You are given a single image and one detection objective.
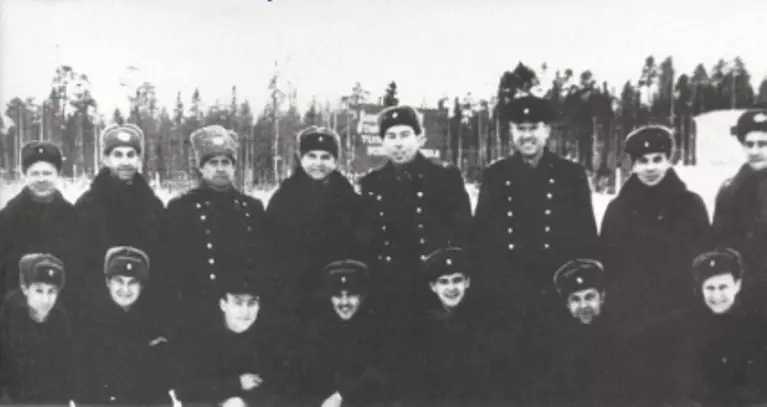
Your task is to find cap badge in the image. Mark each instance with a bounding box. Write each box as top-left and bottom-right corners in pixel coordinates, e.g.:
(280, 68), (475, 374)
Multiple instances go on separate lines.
(37, 147), (44, 154)
(576, 277), (583, 284)
(710, 259), (716, 267)
(341, 276), (347, 283)
(48, 269), (55, 277)
(644, 141), (650, 148)
(392, 112), (399, 119)
(446, 258), (452, 266)
(117, 132), (132, 142)
(754, 113), (767, 123)
(212, 137), (225, 146)
(126, 263), (133, 271)
(318, 135), (324, 142)
(523, 108), (530, 115)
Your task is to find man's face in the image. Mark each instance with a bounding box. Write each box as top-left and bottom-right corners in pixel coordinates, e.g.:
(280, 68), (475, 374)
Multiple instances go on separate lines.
(566, 288), (604, 324)
(331, 290), (362, 321)
(24, 161), (59, 199)
(106, 275), (143, 310)
(22, 282), (59, 322)
(220, 293), (260, 333)
(633, 152), (671, 186)
(429, 273), (471, 309)
(743, 131), (767, 171)
(702, 274), (741, 315)
(300, 150), (337, 181)
(511, 122), (550, 158)
(103, 146), (140, 182)
(381, 125), (425, 165)
(200, 155), (236, 187)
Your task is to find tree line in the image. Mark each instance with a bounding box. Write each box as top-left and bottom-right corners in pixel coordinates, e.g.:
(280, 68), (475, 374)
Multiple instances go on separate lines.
(2, 56), (766, 189)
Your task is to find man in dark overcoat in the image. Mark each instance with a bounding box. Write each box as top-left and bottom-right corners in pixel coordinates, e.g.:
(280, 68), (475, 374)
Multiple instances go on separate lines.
(472, 95), (598, 399)
(600, 125), (711, 404)
(357, 105), (473, 400)
(676, 248), (767, 405)
(412, 247), (491, 406)
(298, 259), (387, 407)
(75, 246), (172, 405)
(0, 141), (77, 306)
(549, 259), (621, 406)
(0, 253), (74, 404)
(164, 125), (268, 334)
(713, 109), (767, 316)
(174, 271), (287, 407)
(71, 124), (165, 317)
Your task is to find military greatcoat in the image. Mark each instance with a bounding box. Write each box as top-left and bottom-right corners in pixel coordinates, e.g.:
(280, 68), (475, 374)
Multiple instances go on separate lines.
(473, 150), (598, 303)
(164, 185), (268, 332)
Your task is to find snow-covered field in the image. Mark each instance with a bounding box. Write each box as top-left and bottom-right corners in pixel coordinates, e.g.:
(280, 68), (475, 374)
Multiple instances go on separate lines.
(0, 164), (738, 228)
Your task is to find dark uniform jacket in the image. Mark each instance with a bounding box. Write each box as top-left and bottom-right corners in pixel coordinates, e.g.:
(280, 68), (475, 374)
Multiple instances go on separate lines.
(600, 169), (710, 404)
(473, 151), (598, 302)
(299, 306), (387, 406)
(713, 164), (767, 314)
(75, 295), (172, 405)
(0, 188), (77, 305)
(0, 290), (75, 404)
(72, 169), (165, 313)
(601, 169), (711, 333)
(412, 297), (490, 405)
(358, 153), (472, 297)
(549, 316), (621, 406)
(165, 184), (268, 330)
(175, 317), (285, 405)
(677, 305), (767, 406)
(265, 170), (364, 322)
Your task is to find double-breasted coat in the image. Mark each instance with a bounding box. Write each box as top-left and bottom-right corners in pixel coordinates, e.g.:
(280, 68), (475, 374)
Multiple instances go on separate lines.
(165, 185), (268, 331)
(473, 150), (598, 306)
(712, 164), (767, 315)
(0, 188), (77, 305)
(71, 169), (165, 314)
(358, 153), (472, 301)
(472, 150), (598, 398)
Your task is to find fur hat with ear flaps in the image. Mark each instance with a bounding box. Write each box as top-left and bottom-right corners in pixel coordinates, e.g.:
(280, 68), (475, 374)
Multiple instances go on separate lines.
(190, 125), (239, 167)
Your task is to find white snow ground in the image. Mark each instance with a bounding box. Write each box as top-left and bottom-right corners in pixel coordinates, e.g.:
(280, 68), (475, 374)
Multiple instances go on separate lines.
(0, 163), (739, 228)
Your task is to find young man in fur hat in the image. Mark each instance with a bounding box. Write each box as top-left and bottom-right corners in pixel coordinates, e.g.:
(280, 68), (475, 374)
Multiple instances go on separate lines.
(472, 95), (598, 400)
(299, 259), (387, 407)
(678, 248), (767, 405)
(0, 253), (75, 404)
(175, 270), (285, 407)
(600, 125), (710, 404)
(165, 125), (268, 335)
(713, 109), (767, 316)
(71, 124), (165, 317)
(0, 141), (77, 306)
(412, 247), (490, 405)
(357, 105), (472, 401)
(548, 259), (620, 405)
(76, 246), (172, 404)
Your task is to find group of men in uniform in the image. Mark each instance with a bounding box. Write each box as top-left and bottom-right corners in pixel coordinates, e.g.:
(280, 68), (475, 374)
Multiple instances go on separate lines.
(1, 95), (766, 406)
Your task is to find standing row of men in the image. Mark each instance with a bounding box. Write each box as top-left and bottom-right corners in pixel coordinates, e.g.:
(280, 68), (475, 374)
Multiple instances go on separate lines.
(1, 97), (767, 406)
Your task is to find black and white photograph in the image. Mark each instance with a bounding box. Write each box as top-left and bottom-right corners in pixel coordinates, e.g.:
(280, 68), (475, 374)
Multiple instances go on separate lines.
(1, 0), (767, 405)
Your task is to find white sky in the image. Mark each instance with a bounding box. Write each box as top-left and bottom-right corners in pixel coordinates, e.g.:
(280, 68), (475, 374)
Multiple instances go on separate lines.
(1, 0), (765, 116)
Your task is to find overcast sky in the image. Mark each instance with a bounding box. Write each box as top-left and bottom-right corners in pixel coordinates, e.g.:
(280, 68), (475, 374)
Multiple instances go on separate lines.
(1, 0), (765, 116)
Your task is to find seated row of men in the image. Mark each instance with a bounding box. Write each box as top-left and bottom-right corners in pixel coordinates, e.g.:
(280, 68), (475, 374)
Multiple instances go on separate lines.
(2, 244), (766, 406)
